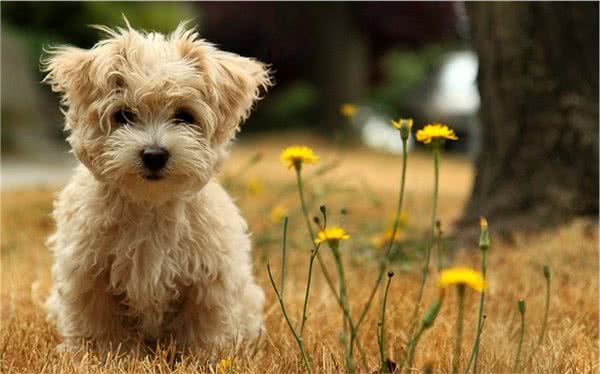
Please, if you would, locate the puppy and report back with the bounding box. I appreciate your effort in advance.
[41,21,270,353]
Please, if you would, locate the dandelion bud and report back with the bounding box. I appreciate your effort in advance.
[340,207,348,216]
[313,216,321,226]
[421,298,443,329]
[479,217,490,251]
[518,299,526,315]
[391,118,413,141]
[543,264,551,280]
[319,205,327,215]
[387,271,395,278]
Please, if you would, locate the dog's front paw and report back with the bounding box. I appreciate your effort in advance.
[56,338,86,354]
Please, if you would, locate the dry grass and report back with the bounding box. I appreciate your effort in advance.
[1,134,598,373]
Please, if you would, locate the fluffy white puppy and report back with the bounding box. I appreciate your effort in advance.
[41,21,270,353]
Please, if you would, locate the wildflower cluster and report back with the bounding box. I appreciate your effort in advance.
[267,116,550,373]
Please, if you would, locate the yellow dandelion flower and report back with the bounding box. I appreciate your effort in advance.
[340,103,358,118]
[438,267,485,292]
[217,357,232,374]
[270,204,288,224]
[314,226,351,245]
[246,177,263,195]
[370,228,402,249]
[387,211,409,226]
[391,118,414,130]
[280,145,320,170]
[416,123,459,144]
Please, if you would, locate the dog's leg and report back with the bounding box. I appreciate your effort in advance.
[238,282,266,340]
[168,278,264,355]
[46,263,128,354]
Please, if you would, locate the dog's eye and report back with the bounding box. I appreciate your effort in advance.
[173,109,197,125]
[113,108,136,126]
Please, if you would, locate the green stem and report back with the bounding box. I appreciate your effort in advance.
[523,267,550,369]
[378,274,393,373]
[267,264,311,373]
[331,243,354,373]
[408,145,440,337]
[294,165,362,370]
[513,300,526,373]
[351,136,409,353]
[295,167,316,241]
[405,326,425,371]
[299,246,320,336]
[436,221,444,271]
[452,285,466,374]
[465,250,487,374]
[316,251,368,369]
[538,272,550,346]
[280,217,289,298]
[402,297,443,373]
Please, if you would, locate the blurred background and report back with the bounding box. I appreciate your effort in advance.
[1,2,477,167]
[1,2,597,233]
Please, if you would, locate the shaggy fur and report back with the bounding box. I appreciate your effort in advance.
[41,21,271,353]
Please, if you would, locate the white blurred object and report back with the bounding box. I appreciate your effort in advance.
[428,50,479,116]
[361,113,413,154]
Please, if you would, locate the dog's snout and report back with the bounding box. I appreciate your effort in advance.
[142,146,169,172]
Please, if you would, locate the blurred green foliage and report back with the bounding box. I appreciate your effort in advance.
[2,2,195,71]
[250,45,449,131]
[250,81,319,131]
[369,45,447,115]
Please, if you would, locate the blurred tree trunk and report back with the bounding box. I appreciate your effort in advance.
[462,3,598,234]
[308,3,368,136]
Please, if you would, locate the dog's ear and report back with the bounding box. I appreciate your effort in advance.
[206,50,272,144]
[41,46,96,108]
[172,24,271,143]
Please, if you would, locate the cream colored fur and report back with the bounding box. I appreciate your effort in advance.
[41,21,270,354]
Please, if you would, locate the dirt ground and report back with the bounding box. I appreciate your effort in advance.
[1,133,598,373]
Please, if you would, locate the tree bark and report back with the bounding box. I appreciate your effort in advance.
[308,3,369,135]
[462,3,598,234]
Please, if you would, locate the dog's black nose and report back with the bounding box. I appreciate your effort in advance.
[142,146,169,172]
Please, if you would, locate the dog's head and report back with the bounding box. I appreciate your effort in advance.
[42,21,271,202]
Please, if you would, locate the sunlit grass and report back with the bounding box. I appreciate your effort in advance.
[1,134,598,373]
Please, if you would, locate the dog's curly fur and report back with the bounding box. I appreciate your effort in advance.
[41,21,271,353]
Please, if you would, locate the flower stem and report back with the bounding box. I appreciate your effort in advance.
[300,246,320,336]
[452,285,466,374]
[465,250,487,374]
[405,326,425,371]
[332,246,349,333]
[295,167,316,241]
[378,273,394,373]
[523,266,550,369]
[351,136,409,352]
[436,221,444,271]
[513,299,526,373]
[280,217,289,298]
[403,297,443,372]
[408,145,440,337]
[294,165,364,370]
[538,267,550,346]
[331,243,355,373]
[267,263,311,373]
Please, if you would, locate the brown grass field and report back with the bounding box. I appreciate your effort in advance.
[1,134,598,373]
